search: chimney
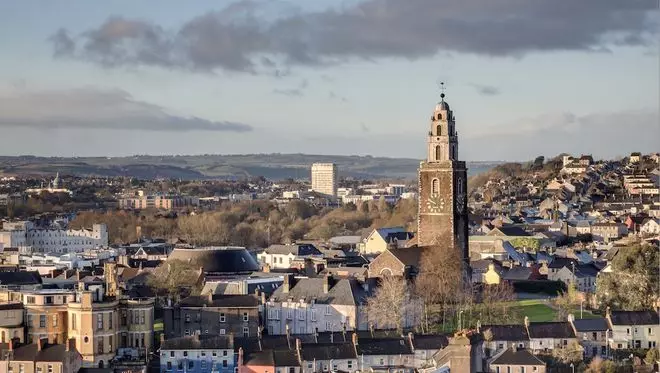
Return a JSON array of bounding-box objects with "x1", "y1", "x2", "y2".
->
[
  {"x1": 160, "y1": 334, "x2": 166, "y2": 344},
  {"x1": 295, "y1": 338, "x2": 302, "y2": 355},
  {"x1": 37, "y1": 337, "x2": 46, "y2": 351},
  {"x1": 524, "y1": 316, "x2": 530, "y2": 328},
  {"x1": 567, "y1": 313, "x2": 575, "y2": 323},
  {"x1": 323, "y1": 274, "x2": 332, "y2": 294},
  {"x1": 407, "y1": 332, "x2": 414, "y2": 352},
  {"x1": 351, "y1": 332, "x2": 358, "y2": 346},
  {"x1": 207, "y1": 292, "x2": 214, "y2": 304},
  {"x1": 260, "y1": 291, "x2": 266, "y2": 305},
  {"x1": 283, "y1": 274, "x2": 293, "y2": 294},
  {"x1": 66, "y1": 338, "x2": 75, "y2": 352},
  {"x1": 9, "y1": 338, "x2": 15, "y2": 351},
  {"x1": 76, "y1": 269, "x2": 82, "y2": 281},
  {"x1": 257, "y1": 325, "x2": 263, "y2": 339}
]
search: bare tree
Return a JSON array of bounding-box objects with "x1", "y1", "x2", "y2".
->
[
  {"x1": 366, "y1": 275, "x2": 419, "y2": 334},
  {"x1": 147, "y1": 260, "x2": 203, "y2": 304},
  {"x1": 415, "y1": 244, "x2": 466, "y2": 331}
]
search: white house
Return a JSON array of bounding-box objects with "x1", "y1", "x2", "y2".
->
[{"x1": 257, "y1": 244, "x2": 323, "y2": 270}]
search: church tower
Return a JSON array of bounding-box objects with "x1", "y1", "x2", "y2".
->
[{"x1": 417, "y1": 88, "x2": 469, "y2": 266}]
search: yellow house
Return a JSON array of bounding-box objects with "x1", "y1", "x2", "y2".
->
[
  {"x1": 361, "y1": 227, "x2": 413, "y2": 255},
  {"x1": 483, "y1": 264, "x2": 502, "y2": 285}
]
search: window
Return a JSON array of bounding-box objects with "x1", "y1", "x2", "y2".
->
[
  {"x1": 243, "y1": 327, "x2": 249, "y2": 337},
  {"x1": 325, "y1": 305, "x2": 331, "y2": 315},
  {"x1": 326, "y1": 321, "x2": 332, "y2": 330},
  {"x1": 19, "y1": 364, "x2": 24, "y2": 373},
  {"x1": 170, "y1": 351, "x2": 175, "y2": 357},
  {"x1": 26, "y1": 296, "x2": 35, "y2": 304},
  {"x1": 288, "y1": 308, "x2": 294, "y2": 320},
  {"x1": 379, "y1": 359, "x2": 384, "y2": 366},
  {"x1": 243, "y1": 312, "x2": 249, "y2": 322},
  {"x1": 185, "y1": 329, "x2": 190, "y2": 336},
  {"x1": 97, "y1": 338, "x2": 104, "y2": 354},
  {"x1": 39, "y1": 315, "x2": 46, "y2": 328},
  {"x1": 188, "y1": 362, "x2": 194, "y2": 370},
  {"x1": 223, "y1": 350, "x2": 228, "y2": 356},
  {"x1": 109, "y1": 313, "x2": 113, "y2": 329},
  {"x1": 109, "y1": 335, "x2": 113, "y2": 351},
  {"x1": 52, "y1": 315, "x2": 58, "y2": 327},
  {"x1": 347, "y1": 361, "x2": 353, "y2": 369},
  {"x1": 332, "y1": 364, "x2": 338, "y2": 371},
  {"x1": 140, "y1": 310, "x2": 146, "y2": 324},
  {"x1": 307, "y1": 363, "x2": 313, "y2": 369},
  {"x1": 185, "y1": 314, "x2": 191, "y2": 323},
  {"x1": 220, "y1": 313, "x2": 226, "y2": 323},
  {"x1": 311, "y1": 308, "x2": 317, "y2": 322},
  {"x1": 521, "y1": 367, "x2": 525, "y2": 373},
  {"x1": 27, "y1": 314, "x2": 33, "y2": 327},
  {"x1": 166, "y1": 362, "x2": 172, "y2": 371},
  {"x1": 183, "y1": 351, "x2": 188, "y2": 357},
  {"x1": 626, "y1": 328, "x2": 630, "y2": 335},
  {"x1": 323, "y1": 365, "x2": 328, "y2": 372},
  {"x1": 201, "y1": 361, "x2": 207, "y2": 369},
  {"x1": 432, "y1": 178, "x2": 439, "y2": 194},
  {"x1": 48, "y1": 366, "x2": 53, "y2": 373},
  {"x1": 212, "y1": 352, "x2": 217, "y2": 357},
  {"x1": 177, "y1": 362, "x2": 183, "y2": 371},
  {"x1": 297, "y1": 309, "x2": 305, "y2": 321},
  {"x1": 222, "y1": 360, "x2": 228, "y2": 368},
  {"x1": 219, "y1": 329, "x2": 226, "y2": 335},
  {"x1": 649, "y1": 328, "x2": 654, "y2": 335}
]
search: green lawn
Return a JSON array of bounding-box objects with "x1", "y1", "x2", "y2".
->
[{"x1": 509, "y1": 299, "x2": 599, "y2": 322}]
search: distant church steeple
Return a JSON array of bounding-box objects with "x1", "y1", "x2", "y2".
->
[{"x1": 53, "y1": 172, "x2": 60, "y2": 189}]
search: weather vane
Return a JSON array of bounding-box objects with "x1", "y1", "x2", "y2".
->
[{"x1": 436, "y1": 79, "x2": 446, "y2": 100}]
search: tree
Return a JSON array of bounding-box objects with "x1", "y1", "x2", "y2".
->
[
  {"x1": 585, "y1": 357, "x2": 616, "y2": 373},
  {"x1": 366, "y1": 275, "x2": 419, "y2": 334},
  {"x1": 596, "y1": 242, "x2": 659, "y2": 310},
  {"x1": 551, "y1": 340, "x2": 583, "y2": 364},
  {"x1": 415, "y1": 245, "x2": 467, "y2": 331},
  {"x1": 147, "y1": 260, "x2": 203, "y2": 304},
  {"x1": 645, "y1": 347, "x2": 660, "y2": 365},
  {"x1": 554, "y1": 283, "x2": 580, "y2": 321}
]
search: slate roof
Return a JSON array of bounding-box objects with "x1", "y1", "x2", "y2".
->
[
  {"x1": 490, "y1": 348, "x2": 545, "y2": 366},
  {"x1": 300, "y1": 343, "x2": 357, "y2": 360},
  {"x1": 610, "y1": 310, "x2": 660, "y2": 325},
  {"x1": 572, "y1": 263, "x2": 600, "y2": 278},
  {"x1": 0, "y1": 271, "x2": 42, "y2": 285},
  {"x1": 388, "y1": 246, "x2": 425, "y2": 267},
  {"x1": 243, "y1": 350, "x2": 275, "y2": 366},
  {"x1": 264, "y1": 244, "x2": 322, "y2": 256},
  {"x1": 178, "y1": 294, "x2": 260, "y2": 308},
  {"x1": 269, "y1": 277, "x2": 370, "y2": 305},
  {"x1": 470, "y1": 259, "x2": 503, "y2": 274},
  {"x1": 481, "y1": 325, "x2": 529, "y2": 341},
  {"x1": 527, "y1": 322, "x2": 575, "y2": 339},
  {"x1": 374, "y1": 227, "x2": 414, "y2": 243},
  {"x1": 0, "y1": 342, "x2": 71, "y2": 362},
  {"x1": 0, "y1": 303, "x2": 23, "y2": 311},
  {"x1": 410, "y1": 334, "x2": 449, "y2": 350},
  {"x1": 356, "y1": 338, "x2": 412, "y2": 356},
  {"x1": 161, "y1": 335, "x2": 233, "y2": 350},
  {"x1": 273, "y1": 349, "x2": 300, "y2": 366},
  {"x1": 502, "y1": 267, "x2": 532, "y2": 281},
  {"x1": 490, "y1": 226, "x2": 530, "y2": 237},
  {"x1": 572, "y1": 318, "x2": 609, "y2": 332},
  {"x1": 548, "y1": 257, "x2": 578, "y2": 269}
]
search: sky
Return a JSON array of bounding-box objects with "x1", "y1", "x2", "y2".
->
[{"x1": 0, "y1": 0, "x2": 658, "y2": 161}]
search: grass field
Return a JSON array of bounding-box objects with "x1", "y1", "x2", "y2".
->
[{"x1": 510, "y1": 299, "x2": 599, "y2": 322}]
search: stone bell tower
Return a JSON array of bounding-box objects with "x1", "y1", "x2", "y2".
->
[{"x1": 417, "y1": 86, "x2": 469, "y2": 266}]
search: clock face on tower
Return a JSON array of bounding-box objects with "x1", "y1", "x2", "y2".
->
[{"x1": 426, "y1": 194, "x2": 445, "y2": 213}]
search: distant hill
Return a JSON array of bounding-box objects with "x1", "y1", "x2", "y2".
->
[{"x1": 0, "y1": 154, "x2": 502, "y2": 180}]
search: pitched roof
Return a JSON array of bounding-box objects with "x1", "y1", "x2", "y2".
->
[
  {"x1": 481, "y1": 325, "x2": 529, "y2": 341},
  {"x1": 527, "y1": 322, "x2": 575, "y2": 339},
  {"x1": 264, "y1": 244, "x2": 322, "y2": 256},
  {"x1": 388, "y1": 246, "x2": 425, "y2": 267},
  {"x1": 490, "y1": 348, "x2": 545, "y2": 366},
  {"x1": 161, "y1": 335, "x2": 233, "y2": 350},
  {"x1": 272, "y1": 349, "x2": 300, "y2": 367},
  {"x1": 610, "y1": 310, "x2": 660, "y2": 325},
  {"x1": 410, "y1": 334, "x2": 448, "y2": 350},
  {"x1": 502, "y1": 267, "x2": 532, "y2": 281},
  {"x1": 356, "y1": 338, "x2": 412, "y2": 356},
  {"x1": 571, "y1": 318, "x2": 609, "y2": 332},
  {"x1": 300, "y1": 343, "x2": 357, "y2": 360},
  {"x1": 178, "y1": 294, "x2": 259, "y2": 308},
  {"x1": 0, "y1": 342, "x2": 72, "y2": 363},
  {"x1": 269, "y1": 277, "x2": 369, "y2": 305}
]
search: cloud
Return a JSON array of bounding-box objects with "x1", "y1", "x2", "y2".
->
[
  {"x1": 0, "y1": 88, "x2": 252, "y2": 132},
  {"x1": 273, "y1": 79, "x2": 308, "y2": 97},
  {"x1": 470, "y1": 84, "x2": 500, "y2": 96},
  {"x1": 50, "y1": 0, "x2": 659, "y2": 73},
  {"x1": 465, "y1": 108, "x2": 660, "y2": 160}
]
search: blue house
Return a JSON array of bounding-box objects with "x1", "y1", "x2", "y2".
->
[{"x1": 160, "y1": 334, "x2": 235, "y2": 373}]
